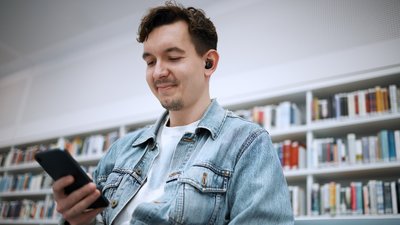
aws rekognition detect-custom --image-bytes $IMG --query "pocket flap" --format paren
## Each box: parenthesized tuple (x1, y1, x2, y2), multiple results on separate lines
(179, 165, 229, 193)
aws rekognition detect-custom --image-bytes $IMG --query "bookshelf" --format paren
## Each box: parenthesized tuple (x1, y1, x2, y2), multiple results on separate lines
(0, 70, 399, 224)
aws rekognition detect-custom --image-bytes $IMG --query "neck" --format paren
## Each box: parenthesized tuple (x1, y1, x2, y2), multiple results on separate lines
(168, 98, 211, 127)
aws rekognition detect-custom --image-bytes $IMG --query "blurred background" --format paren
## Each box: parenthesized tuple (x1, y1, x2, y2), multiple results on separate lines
(0, 1, 399, 224)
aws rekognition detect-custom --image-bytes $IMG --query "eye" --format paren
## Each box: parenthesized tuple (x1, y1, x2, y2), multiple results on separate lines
(169, 56, 182, 61)
(146, 60, 155, 66)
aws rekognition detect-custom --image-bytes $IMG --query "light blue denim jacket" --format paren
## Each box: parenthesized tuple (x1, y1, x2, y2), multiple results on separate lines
(92, 100, 294, 225)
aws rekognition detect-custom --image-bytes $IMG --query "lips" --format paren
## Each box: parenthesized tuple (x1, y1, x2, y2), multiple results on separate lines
(154, 79, 178, 92)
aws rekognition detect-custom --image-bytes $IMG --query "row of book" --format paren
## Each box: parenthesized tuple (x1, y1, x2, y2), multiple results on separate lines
(0, 130, 119, 167)
(0, 144, 52, 168)
(0, 173, 52, 193)
(312, 84, 400, 121)
(0, 164, 97, 194)
(59, 130, 119, 157)
(274, 140, 307, 170)
(288, 185, 306, 217)
(0, 197, 59, 220)
(312, 129, 400, 168)
(311, 179, 400, 216)
(235, 101, 304, 131)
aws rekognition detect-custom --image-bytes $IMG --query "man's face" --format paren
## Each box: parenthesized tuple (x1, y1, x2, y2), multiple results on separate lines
(143, 21, 207, 111)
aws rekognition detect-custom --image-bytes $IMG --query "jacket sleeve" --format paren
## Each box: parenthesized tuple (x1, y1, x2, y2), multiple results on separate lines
(227, 129, 294, 225)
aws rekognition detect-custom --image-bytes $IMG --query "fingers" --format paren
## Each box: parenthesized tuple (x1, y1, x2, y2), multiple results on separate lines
(52, 175, 74, 199)
(56, 182, 97, 213)
(61, 188, 101, 220)
(51, 175, 104, 225)
(65, 207, 104, 225)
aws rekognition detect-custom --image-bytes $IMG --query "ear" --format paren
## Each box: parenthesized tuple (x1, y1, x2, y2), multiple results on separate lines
(203, 49, 219, 78)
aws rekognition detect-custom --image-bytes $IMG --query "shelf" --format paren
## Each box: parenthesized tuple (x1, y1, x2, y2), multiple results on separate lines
(284, 169, 309, 182)
(295, 215, 400, 225)
(297, 214, 400, 220)
(269, 125, 308, 142)
(310, 161, 400, 180)
(75, 154, 103, 165)
(0, 71, 398, 224)
(0, 189, 52, 198)
(0, 219, 58, 225)
(0, 162, 42, 173)
(310, 112, 400, 137)
(0, 154, 105, 173)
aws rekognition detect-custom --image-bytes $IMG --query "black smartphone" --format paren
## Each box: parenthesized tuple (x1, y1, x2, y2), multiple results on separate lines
(34, 148, 109, 209)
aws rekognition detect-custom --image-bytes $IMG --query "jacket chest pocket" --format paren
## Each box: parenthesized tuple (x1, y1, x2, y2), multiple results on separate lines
(169, 165, 230, 225)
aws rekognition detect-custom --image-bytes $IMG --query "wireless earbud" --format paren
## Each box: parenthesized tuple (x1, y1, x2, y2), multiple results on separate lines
(205, 60, 213, 69)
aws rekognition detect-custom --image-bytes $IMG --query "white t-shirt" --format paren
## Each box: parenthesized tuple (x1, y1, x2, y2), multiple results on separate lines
(113, 119, 199, 225)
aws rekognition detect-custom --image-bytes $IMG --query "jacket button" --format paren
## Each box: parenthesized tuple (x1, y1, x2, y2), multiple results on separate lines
(135, 169, 142, 176)
(111, 200, 118, 208)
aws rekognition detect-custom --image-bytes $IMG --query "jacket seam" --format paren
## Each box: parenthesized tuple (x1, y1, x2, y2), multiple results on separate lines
(235, 128, 266, 165)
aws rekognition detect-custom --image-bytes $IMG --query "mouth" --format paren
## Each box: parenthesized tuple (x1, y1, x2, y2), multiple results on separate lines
(155, 80, 178, 93)
(157, 85, 172, 92)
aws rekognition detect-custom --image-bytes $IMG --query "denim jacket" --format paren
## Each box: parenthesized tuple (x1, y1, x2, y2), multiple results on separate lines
(91, 100, 294, 225)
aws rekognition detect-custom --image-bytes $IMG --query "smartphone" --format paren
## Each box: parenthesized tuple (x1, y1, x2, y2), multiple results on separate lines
(34, 148, 109, 209)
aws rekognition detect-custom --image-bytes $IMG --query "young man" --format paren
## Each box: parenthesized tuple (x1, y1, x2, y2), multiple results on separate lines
(53, 2, 294, 225)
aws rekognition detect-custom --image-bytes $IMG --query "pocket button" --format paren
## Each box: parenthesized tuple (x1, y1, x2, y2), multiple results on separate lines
(111, 199, 118, 208)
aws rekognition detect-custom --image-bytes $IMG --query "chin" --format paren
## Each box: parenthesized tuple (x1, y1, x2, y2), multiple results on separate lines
(160, 98, 184, 111)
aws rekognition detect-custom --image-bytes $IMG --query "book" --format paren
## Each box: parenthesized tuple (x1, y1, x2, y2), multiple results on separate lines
(311, 183, 320, 215)
(388, 130, 397, 161)
(389, 84, 398, 113)
(384, 182, 393, 214)
(363, 185, 370, 214)
(340, 93, 349, 117)
(358, 90, 367, 116)
(375, 86, 383, 112)
(334, 94, 341, 119)
(361, 136, 370, 163)
(368, 180, 377, 214)
(282, 140, 291, 170)
(337, 138, 347, 164)
(368, 88, 377, 113)
(395, 130, 400, 161)
(347, 133, 357, 164)
(288, 186, 305, 216)
(378, 130, 390, 162)
(348, 92, 356, 117)
(290, 141, 299, 169)
(329, 182, 337, 215)
(290, 103, 302, 126)
(376, 180, 385, 214)
(263, 105, 276, 131)
(368, 136, 377, 163)
(382, 87, 389, 112)
(391, 181, 398, 214)
(397, 179, 400, 214)
(355, 139, 363, 163)
(276, 101, 291, 129)
(312, 97, 319, 121)
(298, 144, 307, 169)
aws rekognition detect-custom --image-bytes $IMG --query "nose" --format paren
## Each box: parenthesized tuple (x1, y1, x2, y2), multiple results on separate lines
(153, 61, 168, 79)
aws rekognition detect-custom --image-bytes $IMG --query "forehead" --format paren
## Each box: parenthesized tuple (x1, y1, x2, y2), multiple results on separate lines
(143, 21, 194, 55)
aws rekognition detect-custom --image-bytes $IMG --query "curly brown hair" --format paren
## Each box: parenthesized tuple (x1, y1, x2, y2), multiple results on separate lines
(137, 1, 217, 56)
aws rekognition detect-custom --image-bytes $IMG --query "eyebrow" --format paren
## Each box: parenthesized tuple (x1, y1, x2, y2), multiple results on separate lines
(142, 47, 185, 59)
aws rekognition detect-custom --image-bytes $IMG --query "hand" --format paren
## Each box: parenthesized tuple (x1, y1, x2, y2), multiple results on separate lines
(52, 175, 105, 225)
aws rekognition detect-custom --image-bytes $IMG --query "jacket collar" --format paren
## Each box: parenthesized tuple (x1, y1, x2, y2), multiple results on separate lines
(132, 99, 226, 147)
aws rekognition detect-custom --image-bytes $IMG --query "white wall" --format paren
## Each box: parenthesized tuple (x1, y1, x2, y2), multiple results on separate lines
(1, 0, 400, 147)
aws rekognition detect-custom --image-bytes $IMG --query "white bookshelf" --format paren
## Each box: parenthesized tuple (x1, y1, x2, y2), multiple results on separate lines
(0, 189, 52, 198)
(0, 70, 399, 224)
(0, 219, 59, 225)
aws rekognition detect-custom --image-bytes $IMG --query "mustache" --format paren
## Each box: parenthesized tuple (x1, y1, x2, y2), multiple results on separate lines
(154, 78, 179, 86)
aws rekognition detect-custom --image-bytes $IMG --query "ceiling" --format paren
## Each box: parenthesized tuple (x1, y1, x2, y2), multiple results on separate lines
(1, 0, 399, 82)
(0, 0, 215, 79)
